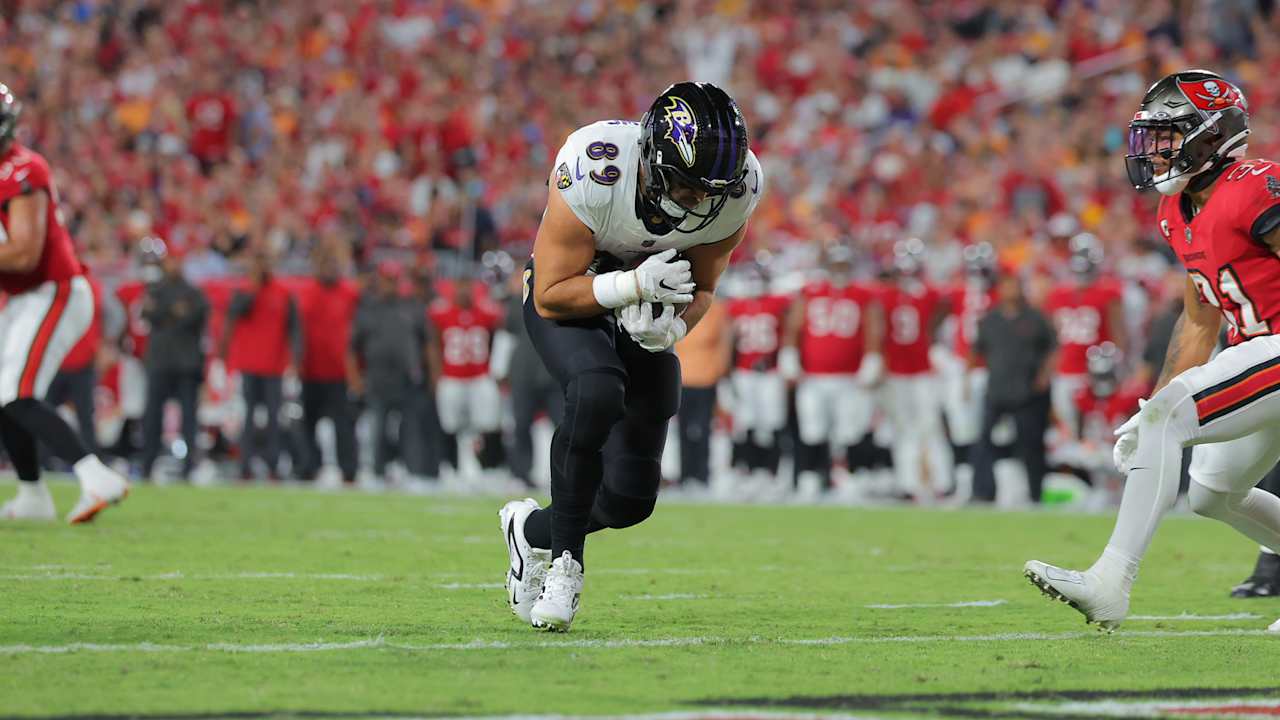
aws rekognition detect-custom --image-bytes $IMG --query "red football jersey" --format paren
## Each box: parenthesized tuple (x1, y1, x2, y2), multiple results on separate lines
(429, 300, 502, 379)
(116, 281, 149, 360)
(797, 282, 876, 375)
(1158, 158, 1280, 345)
(880, 281, 944, 376)
(950, 280, 996, 361)
(1043, 280, 1122, 375)
(0, 144, 83, 294)
(726, 294, 790, 371)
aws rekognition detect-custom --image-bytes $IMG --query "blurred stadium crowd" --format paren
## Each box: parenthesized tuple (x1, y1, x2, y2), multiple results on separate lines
(3, 0, 1280, 504)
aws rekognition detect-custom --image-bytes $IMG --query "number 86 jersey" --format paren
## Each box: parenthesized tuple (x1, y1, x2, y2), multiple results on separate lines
(550, 121, 764, 265)
(1158, 158, 1280, 345)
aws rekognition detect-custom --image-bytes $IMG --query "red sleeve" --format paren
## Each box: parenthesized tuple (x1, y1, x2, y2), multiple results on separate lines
(13, 153, 51, 195)
(1224, 160, 1280, 238)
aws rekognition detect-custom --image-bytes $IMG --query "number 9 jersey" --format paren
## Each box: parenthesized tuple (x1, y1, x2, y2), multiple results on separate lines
(550, 121, 764, 265)
(1157, 158, 1280, 345)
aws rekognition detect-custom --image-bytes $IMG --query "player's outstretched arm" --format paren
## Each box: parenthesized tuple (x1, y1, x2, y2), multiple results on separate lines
(681, 223, 749, 331)
(0, 189, 47, 272)
(1153, 274, 1223, 393)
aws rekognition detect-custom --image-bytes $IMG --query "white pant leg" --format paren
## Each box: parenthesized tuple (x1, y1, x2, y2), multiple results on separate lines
(468, 377, 502, 432)
(730, 371, 757, 442)
(436, 378, 467, 434)
(795, 375, 834, 446)
(914, 373, 955, 492)
(946, 368, 987, 447)
(831, 377, 871, 450)
(884, 375, 923, 495)
(1101, 335, 1280, 573)
(1051, 373, 1086, 436)
(755, 372, 788, 446)
(0, 277, 94, 405)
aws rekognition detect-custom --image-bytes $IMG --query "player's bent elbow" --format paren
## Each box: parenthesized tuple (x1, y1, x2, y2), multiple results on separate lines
(532, 293, 570, 321)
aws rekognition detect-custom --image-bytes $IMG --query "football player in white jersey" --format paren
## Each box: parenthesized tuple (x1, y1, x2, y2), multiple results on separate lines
(498, 82, 764, 631)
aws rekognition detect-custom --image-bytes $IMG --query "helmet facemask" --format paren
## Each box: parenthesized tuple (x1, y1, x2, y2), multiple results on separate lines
(640, 127, 743, 234)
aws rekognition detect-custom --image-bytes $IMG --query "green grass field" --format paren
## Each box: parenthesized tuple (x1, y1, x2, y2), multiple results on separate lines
(3, 479, 1279, 719)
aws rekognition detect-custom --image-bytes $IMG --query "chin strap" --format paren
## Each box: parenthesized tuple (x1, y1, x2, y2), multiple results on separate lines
(1186, 155, 1236, 194)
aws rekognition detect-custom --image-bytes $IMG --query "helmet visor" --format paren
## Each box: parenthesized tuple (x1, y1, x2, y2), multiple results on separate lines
(1125, 121, 1181, 190)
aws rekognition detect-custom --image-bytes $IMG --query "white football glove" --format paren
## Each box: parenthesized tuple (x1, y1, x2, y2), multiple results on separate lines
(593, 249, 695, 309)
(616, 302, 687, 353)
(1112, 398, 1146, 473)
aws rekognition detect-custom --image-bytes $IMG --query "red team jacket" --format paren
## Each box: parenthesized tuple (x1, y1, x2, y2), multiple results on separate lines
(428, 299, 501, 379)
(798, 282, 876, 374)
(880, 282, 944, 376)
(1043, 279, 1122, 375)
(296, 278, 360, 383)
(1159, 159, 1280, 347)
(726, 294, 790, 371)
(228, 279, 293, 376)
(0, 143, 83, 294)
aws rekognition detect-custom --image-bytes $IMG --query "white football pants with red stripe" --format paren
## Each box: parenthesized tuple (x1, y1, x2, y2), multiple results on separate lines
(0, 276, 93, 404)
(1101, 334, 1280, 578)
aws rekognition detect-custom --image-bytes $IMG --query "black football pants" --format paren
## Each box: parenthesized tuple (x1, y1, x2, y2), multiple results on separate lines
(521, 263, 681, 566)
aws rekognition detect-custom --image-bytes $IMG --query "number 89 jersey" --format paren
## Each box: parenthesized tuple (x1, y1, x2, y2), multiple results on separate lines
(551, 121, 764, 265)
(1158, 158, 1280, 345)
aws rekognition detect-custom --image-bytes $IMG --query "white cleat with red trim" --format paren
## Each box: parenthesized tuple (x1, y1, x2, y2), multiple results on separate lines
(67, 456, 129, 525)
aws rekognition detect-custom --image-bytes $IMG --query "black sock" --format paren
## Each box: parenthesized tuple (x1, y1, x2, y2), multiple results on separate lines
(442, 433, 459, 470)
(731, 439, 748, 469)
(478, 432, 505, 469)
(0, 409, 41, 482)
(4, 399, 88, 465)
(523, 507, 552, 549)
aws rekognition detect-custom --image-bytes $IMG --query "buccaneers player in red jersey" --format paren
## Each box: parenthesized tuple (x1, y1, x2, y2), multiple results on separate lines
(1042, 232, 1126, 439)
(724, 262, 790, 479)
(780, 245, 883, 496)
(0, 84, 129, 523)
(1026, 70, 1280, 630)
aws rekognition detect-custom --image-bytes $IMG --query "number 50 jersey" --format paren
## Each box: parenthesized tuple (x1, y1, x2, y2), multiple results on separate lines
(551, 121, 764, 266)
(1158, 158, 1280, 345)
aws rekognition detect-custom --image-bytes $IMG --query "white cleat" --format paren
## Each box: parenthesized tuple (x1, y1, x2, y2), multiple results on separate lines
(1, 483, 56, 521)
(1269, 617, 1280, 633)
(499, 498, 550, 622)
(67, 458, 130, 525)
(1024, 560, 1129, 632)
(530, 551, 583, 633)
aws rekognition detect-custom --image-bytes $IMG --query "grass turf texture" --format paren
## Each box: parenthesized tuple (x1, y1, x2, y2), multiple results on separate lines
(2, 479, 1277, 719)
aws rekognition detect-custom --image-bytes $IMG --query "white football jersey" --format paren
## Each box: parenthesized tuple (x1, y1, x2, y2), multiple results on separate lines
(549, 120, 763, 269)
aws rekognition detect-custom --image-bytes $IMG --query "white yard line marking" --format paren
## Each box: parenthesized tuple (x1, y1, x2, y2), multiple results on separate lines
(0, 571, 384, 581)
(1127, 612, 1261, 621)
(0, 628, 1272, 656)
(618, 593, 710, 601)
(438, 582, 506, 590)
(866, 600, 1007, 609)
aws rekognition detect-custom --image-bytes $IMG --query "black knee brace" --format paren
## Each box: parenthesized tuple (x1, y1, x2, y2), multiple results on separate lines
(589, 483, 657, 530)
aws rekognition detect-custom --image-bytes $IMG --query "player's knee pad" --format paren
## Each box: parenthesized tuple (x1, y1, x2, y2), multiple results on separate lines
(1187, 480, 1244, 520)
(1140, 379, 1200, 447)
(560, 370, 627, 450)
(592, 484, 657, 529)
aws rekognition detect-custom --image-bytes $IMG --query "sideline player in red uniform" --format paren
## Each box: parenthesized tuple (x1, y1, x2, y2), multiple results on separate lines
(1027, 70, 1280, 629)
(429, 275, 503, 477)
(724, 262, 790, 479)
(879, 239, 952, 501)
(0, 84, 129, 523)
(1042, 232, 1126, 439)
(780, 245, 883, 496)
(939, 243, 999, 495)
